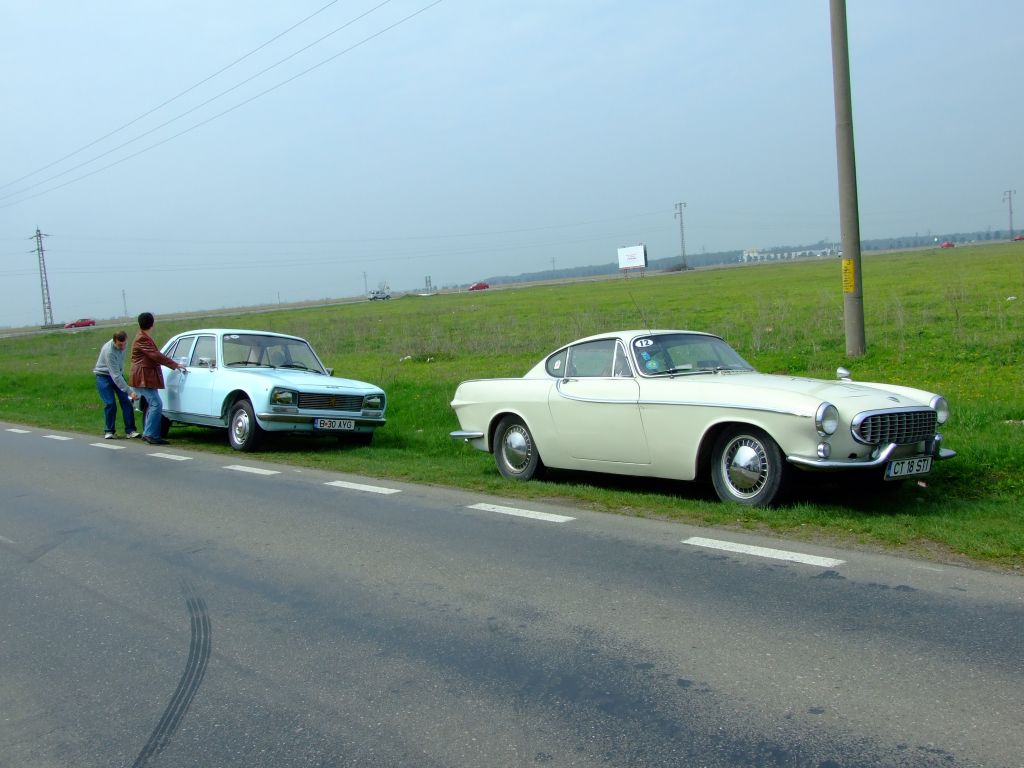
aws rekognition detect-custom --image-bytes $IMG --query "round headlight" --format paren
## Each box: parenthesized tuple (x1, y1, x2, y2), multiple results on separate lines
(930, 395, 949, 424)
(815, 402, 839, 436)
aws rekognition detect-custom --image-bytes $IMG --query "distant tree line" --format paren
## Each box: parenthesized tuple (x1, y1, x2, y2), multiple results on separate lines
(475, 229, 1015, 288)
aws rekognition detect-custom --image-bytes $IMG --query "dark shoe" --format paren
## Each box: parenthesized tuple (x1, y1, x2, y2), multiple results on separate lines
(143, 436, 169, 445)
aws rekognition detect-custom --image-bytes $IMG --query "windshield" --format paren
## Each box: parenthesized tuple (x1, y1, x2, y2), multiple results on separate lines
(630, 333, 754, 376)
(222, 334, 327, 373)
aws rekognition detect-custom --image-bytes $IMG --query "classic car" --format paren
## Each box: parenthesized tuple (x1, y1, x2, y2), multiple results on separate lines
(468, 282, 490, 291)
(153, 329, 386, 451)
(64, 318, 96, 328)
(450, 330, 955, 506)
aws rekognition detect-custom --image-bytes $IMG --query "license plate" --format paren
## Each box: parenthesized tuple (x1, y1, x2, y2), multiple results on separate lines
(885, 456, 932, 480)
(313, 418, 355, 431)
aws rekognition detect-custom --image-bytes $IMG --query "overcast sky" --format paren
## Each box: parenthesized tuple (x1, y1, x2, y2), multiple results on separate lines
(1, 1, 1021, 328)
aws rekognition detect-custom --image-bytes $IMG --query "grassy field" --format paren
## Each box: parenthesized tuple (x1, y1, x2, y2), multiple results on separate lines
(2, 244, 1022, 570)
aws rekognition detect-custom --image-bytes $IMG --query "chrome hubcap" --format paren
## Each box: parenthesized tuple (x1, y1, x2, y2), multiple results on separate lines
(232, 410, 250, 444)
(502, 426, 532, 473)
(723, 437, 768, 497)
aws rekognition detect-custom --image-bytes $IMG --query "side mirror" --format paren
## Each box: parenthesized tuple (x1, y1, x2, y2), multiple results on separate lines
(836, 367, 852, 382)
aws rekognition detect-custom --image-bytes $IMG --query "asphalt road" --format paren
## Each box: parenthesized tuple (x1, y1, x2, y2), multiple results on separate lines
(1, 421, 1021, 768)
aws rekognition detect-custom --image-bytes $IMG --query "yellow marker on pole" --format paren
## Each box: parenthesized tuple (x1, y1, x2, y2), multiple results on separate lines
(841, 258, 856, 293)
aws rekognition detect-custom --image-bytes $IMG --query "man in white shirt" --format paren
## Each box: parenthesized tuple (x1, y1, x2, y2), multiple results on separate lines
(93, 330, 140, 439)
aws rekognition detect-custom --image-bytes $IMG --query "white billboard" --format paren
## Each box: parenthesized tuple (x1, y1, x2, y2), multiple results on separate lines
(617, 244, 647, 271)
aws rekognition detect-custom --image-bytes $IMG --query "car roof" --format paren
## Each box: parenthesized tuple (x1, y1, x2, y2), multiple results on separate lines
(571, 329, 720, 345)
(170, 328, 305, 341)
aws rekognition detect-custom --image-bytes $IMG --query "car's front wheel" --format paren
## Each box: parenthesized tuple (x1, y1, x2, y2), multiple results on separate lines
(493, 415, 544, 481)
(228, 399, 262, 451)
(710, 426, 788, 506)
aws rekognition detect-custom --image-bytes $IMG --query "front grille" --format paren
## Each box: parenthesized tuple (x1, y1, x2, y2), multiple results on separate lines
(298, 393, 366, 412)
(852, 408, 937, 446)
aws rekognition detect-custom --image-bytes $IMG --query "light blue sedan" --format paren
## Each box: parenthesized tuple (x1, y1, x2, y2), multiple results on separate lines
(155, 328, 386, 451)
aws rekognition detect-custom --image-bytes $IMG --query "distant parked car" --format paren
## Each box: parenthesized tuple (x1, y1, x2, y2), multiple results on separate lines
(940, 241, 955, 248)
(450, 330, 955, 507)
(368, 288, 391, 300)
(1013, 235, 1024, 241)
(155, 329, 387, 451)
(468, 282, 490, 291)
(64, 318, 96, 328)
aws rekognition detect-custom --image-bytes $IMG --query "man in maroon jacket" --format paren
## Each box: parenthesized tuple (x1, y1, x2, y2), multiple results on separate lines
(130, 312, 187, 445)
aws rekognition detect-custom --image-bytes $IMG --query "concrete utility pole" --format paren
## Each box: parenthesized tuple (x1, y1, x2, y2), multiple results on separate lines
(830, 0, 866, 356)
(32, 227, 55, 327)
(1004, 189, 1017, 240)
(674, 202, 688, 270)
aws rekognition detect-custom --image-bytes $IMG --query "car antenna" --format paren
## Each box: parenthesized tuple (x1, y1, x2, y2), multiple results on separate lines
(627, 290, 655, 336)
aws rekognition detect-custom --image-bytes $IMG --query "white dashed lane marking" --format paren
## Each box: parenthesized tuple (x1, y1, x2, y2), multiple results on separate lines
(224, 465, 280, 476)
(5, 430, 860, 568)
(468, 503, 575, 523)
(148, 452, 192, 461)
(325, 480, 401, 495)
(682, 536, 844, 568)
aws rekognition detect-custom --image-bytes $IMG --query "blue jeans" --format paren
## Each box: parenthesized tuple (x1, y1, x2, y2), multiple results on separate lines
(134, 386, 163, 439)
(96, 374, 137, 434)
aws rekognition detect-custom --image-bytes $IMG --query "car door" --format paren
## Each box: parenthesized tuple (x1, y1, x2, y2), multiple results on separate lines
(547, 339, 650, 464)
(162, 336, 195, 415)
(177, 334, 217, 418)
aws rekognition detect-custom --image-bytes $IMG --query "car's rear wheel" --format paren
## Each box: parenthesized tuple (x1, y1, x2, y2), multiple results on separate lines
(493, 415, 544, 481)
(710, 426, 788, 506)
(228, 399, 262, 451)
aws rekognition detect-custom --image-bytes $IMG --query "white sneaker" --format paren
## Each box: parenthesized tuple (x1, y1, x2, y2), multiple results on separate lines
(104, 432, 115, 439)
(126, 430, 141, 439)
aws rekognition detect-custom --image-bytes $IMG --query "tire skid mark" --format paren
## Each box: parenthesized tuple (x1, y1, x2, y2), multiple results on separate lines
(131, 580, 211, 768)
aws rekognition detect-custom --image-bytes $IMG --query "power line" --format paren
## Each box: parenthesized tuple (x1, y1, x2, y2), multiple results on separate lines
(0, 0, 343, 193)
(1, 0, 411, 205)
(21, 209, 671, 246)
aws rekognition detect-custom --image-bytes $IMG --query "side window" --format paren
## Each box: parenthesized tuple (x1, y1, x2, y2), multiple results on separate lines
(545, 348, 568, 377)
(190, 335, 216, 367)
(566, 339, 617, 377)
(613, 341, 633, 377)
(167, 336, 195, 364)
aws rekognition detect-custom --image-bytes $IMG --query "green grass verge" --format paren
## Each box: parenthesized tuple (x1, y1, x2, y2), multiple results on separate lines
(3, 244, 1022, 570)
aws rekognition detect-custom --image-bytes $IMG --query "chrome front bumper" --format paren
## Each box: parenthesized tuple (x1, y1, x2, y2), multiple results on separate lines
(788, 437, 956, 470)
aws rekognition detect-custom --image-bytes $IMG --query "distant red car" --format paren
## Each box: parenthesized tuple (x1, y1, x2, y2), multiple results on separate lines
(468, 282, 490, 291)
(1013, 235, 1024, 241)
(939, 241, 955, 248)
(64, 318, 96, 328)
